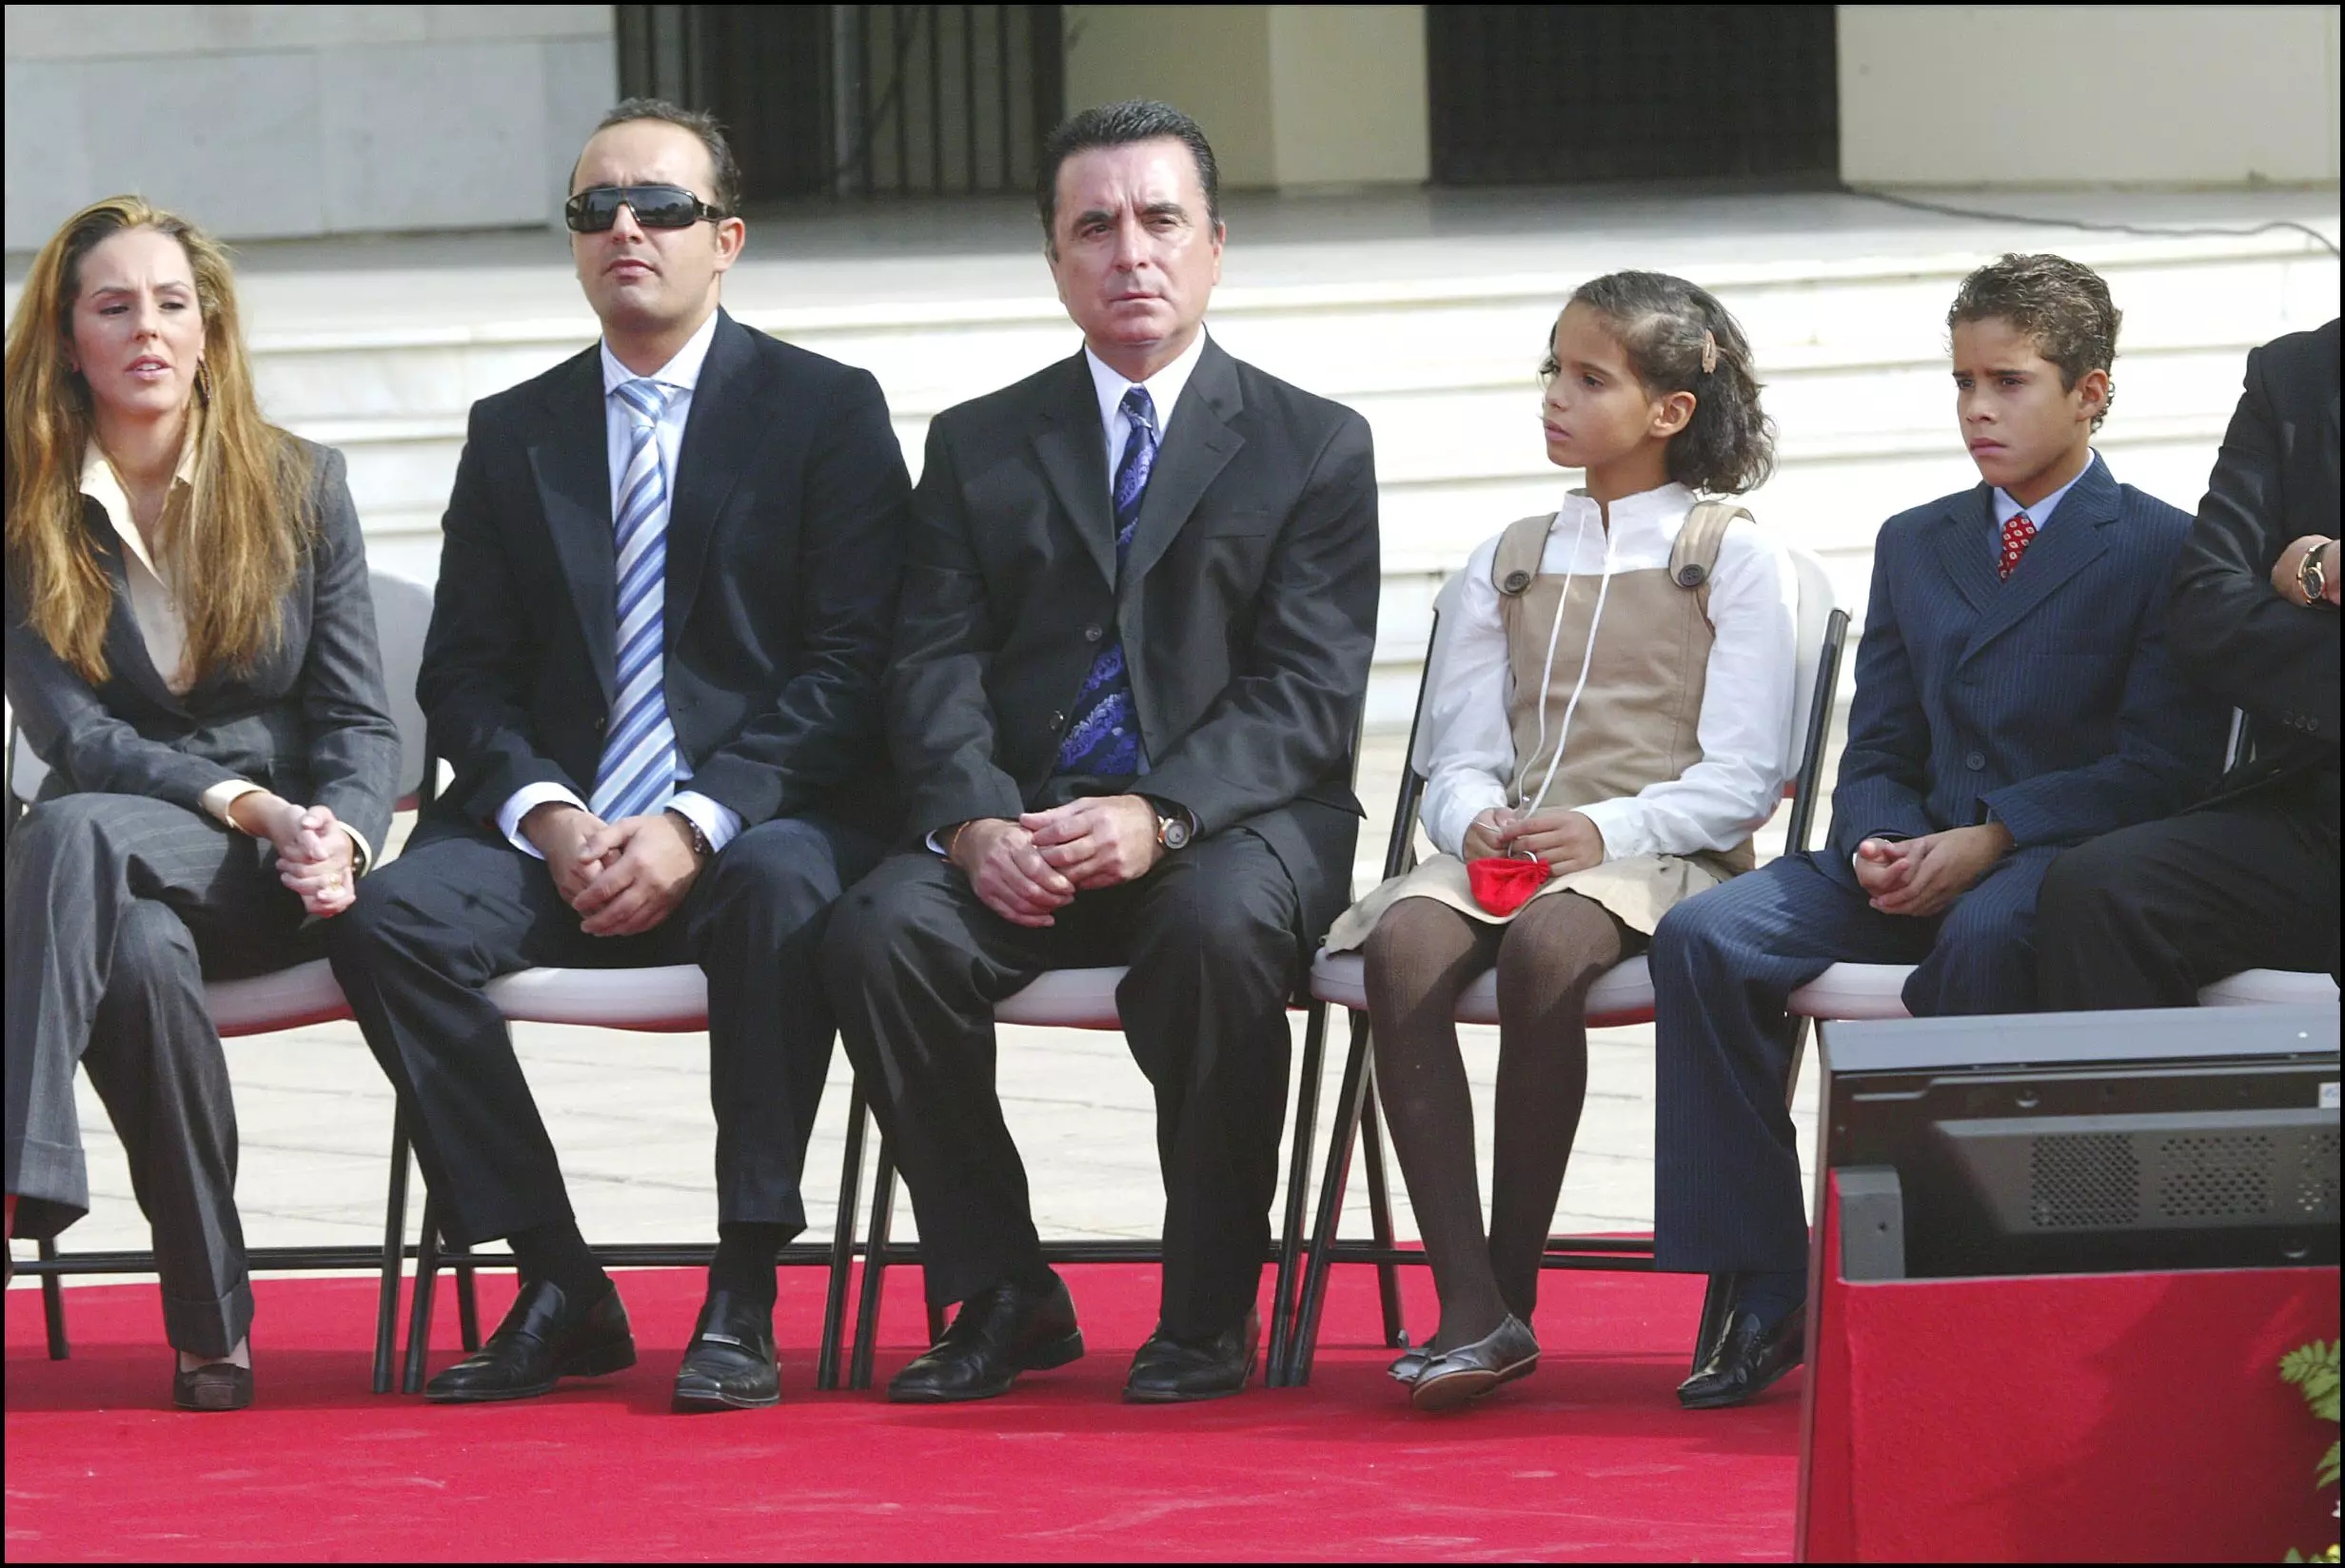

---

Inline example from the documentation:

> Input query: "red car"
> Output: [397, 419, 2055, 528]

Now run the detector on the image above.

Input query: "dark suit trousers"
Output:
[2037, 779, 2342, 1006]
[6, 794, 311, 1356]
[821, 830, 1303, 1340]
[324, 813, 877, 1248]
[1646, 844, 2059, 1275]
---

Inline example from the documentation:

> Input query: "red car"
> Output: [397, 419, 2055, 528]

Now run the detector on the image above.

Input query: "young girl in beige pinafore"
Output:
[1322, 271, 1800, 1411]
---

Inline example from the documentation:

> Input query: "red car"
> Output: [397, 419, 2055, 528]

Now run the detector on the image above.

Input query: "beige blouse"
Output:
[78, 433, 372, 871]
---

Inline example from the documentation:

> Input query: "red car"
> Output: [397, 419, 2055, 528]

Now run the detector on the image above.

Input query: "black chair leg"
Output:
[1266, 997, 1330, 1386]
[402, 1191, 445, 1395]
[1357, 1078, 1407, 1351]
[38, 1236, 68, 1361]
[847, 1141, 898, 1391]
[1284, 1009, 1374, 1387]
[818, 1081, 870, 1391]
[456, 1263, 482, 1352]
[372, 1111, 412, 1394]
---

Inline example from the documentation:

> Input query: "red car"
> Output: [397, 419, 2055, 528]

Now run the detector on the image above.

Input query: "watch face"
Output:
[1161, 816, 1192, 850]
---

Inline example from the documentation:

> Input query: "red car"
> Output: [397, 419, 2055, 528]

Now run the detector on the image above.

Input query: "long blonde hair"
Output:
[4, 195, 311, 686]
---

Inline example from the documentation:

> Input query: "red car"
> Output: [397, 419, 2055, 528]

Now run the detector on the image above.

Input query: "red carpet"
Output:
[6, 1264, 1797, 1561]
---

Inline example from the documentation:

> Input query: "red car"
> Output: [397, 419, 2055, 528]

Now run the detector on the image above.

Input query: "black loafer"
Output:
[172, 1361, 253, 1412]
[886, 1275, 1084, 1403]
[424, 1278, 635, 1403]
[1123, 1308, 1261, 1404]
[1410, 1314, 1540, 1412]
[672, 1288, 779, 1413]
[1677, 1304, 1804, 1410]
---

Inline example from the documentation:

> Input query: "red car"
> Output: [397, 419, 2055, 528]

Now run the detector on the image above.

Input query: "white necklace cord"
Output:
[1525, 507, 1616, 817]
[1510, 509, 1585, 806]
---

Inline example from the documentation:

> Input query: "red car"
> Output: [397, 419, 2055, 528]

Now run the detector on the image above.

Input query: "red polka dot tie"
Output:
[1999, 511, 2036, 580]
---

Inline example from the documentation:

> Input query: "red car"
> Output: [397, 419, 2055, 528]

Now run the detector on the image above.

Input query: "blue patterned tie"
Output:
[590, 378, 680, 821]
[1054, 385, 1157, 776]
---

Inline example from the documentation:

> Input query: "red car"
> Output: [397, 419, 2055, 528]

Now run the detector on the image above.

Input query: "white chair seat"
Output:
[993, 966, 1128, 1028]
[206, 958, 352, 1037]
[2197, 969, 2339, 1007]
[1786, 961, 2340, 1020]
[1310, 951, 1659, 1029]
[483, 965, 712, 1030]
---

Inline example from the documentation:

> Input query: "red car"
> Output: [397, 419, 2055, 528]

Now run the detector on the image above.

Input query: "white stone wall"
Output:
[1839, 4, 2343, 186]
[3, 5, 617, 250]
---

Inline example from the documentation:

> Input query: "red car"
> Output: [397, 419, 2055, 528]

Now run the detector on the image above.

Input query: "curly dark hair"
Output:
[572, 97, 741, 216]
[1036, 100, 1219, 255]
[1559, 271, 1776, 495]
[1947, 253, 2120, 429]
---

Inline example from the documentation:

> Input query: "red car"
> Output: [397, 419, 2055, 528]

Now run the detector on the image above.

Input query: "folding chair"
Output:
[1281, 545, 1849, 1385]
[5, 569, 438, 1394]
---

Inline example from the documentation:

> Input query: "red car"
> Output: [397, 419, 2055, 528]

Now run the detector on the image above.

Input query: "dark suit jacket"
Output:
[6, 440, 399, 855]
[890, 336, 1380, 946]
[2167, 318, 2340, 833]
[1824, 454, 2227, 883]
[416, 308, 910, 843]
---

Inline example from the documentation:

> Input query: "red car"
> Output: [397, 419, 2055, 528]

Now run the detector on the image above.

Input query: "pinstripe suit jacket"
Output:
[1823, 454, 2227, 886]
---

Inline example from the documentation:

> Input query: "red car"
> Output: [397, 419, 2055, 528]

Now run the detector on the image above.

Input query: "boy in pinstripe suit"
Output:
[1645, 255, 2227, 1410]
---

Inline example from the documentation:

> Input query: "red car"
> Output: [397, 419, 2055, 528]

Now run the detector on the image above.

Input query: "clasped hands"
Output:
[1463, 806, 1606, 874]
[228, 792, 358, 918]
[522, 802, 705, 937]
[1851, 822, 2013, 917]
[950, 794, 1163, 928]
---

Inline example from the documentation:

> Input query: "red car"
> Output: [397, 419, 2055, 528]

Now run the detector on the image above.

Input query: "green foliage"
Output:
[2281, 1340, 2340, 1563]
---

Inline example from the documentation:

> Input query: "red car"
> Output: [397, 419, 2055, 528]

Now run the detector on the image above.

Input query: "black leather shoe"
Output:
[1410, 1315, 1539, 1412]
[887, 1276, 1083, 1403]
[1124, 1307, 1261, 1404]
[672, 1289, 779, 1413]
[172, 1361, 253, 1412]
[1677, 1304, 1805, 1410]
[424, 1278, 635, 1403]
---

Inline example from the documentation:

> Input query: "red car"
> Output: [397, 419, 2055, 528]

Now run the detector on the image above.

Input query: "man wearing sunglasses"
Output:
[327, 98, 910, 1413]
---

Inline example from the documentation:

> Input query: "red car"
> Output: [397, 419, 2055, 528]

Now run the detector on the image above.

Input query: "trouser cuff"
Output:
[162, 1272, 255, 1360]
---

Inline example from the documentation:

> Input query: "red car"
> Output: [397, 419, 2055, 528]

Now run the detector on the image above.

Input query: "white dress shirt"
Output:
[1417, 483, 1801, 863]
[496, 308, 743, 857]
[78, 428, 376, 871]
[1083, 326, 1208, 491]
[1989, 451, 2092, 552]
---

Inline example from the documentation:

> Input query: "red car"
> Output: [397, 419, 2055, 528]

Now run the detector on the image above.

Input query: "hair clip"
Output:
[1700, 331, 1719, 375]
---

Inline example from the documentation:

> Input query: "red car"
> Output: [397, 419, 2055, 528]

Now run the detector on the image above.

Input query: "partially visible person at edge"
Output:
[1644, 253, 2226, 1412]
[2037, 319, 2340, 1004]
[4, 196, 399, 1413]
[1319, 273, 1798, 1411]
[822, 99, 1379, 1406]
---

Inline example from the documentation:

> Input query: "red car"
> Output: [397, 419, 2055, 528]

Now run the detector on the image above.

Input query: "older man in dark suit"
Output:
[325, 100, 909, 1411]
[1645, 255, 2227, 1412]
[2038, 319, 2341, 1002]
[822, 100, 1379, 1405]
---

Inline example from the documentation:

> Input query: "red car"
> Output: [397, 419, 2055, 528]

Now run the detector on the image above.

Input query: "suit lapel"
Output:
[1119, 336, 1245, 593]
[529, 350, 620, 704]
[86, 519, 193, 716]
[1928, 484, 2002, 619]
[1959, 456, 2118, 664]
[1030, 352, 1118, 587]
[663, 310, 758, 651]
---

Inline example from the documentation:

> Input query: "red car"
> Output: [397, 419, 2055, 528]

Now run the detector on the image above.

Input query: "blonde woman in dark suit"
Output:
[4, 196, 399, 1411]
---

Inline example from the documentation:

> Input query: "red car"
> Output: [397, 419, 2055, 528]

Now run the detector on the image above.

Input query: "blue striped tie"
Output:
[590, 378, 680, 821]
[1054, 385, 1157, 776]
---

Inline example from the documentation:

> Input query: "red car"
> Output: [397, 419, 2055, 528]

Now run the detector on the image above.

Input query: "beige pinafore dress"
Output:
[1323, 500, 1756, 951]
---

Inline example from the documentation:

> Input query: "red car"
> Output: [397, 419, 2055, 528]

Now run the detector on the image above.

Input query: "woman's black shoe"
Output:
[172, 1361, 253, 1412]
[1677, 1304, 1804, 1410]
[1409, 1315, 1539, 1412]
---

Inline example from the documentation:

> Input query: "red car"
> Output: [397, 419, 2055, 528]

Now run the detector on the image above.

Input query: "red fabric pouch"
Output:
[1467, 854, 1551, 917]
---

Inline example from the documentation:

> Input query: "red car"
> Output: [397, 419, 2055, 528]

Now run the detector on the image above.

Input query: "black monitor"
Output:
[1817, 1004, 2339, 1280]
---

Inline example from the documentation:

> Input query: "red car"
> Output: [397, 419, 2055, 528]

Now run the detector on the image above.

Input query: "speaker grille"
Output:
[2299, 1128, 2341, 1219]
[2154, 1133, 2276, 1220]
[2030, 1133, 2139, 1226]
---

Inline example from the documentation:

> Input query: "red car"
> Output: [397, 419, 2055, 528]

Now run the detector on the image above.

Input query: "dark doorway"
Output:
[1428, 5, 1838, 186]
[617, 5, 1064, 201]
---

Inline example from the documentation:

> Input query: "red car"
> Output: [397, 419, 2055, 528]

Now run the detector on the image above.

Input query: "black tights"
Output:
[1363, 892, 1639, 1351]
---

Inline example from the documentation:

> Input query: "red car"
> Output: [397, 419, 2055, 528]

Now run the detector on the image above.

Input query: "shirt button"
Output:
[1964, 751, 1986, 771]
[594, 716, 606, 734]
[1083, 623, 1104, 643]
[1050, 710, 1066, 729]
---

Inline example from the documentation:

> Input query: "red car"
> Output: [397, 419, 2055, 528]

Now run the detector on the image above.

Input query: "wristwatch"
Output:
[665, 807, 713, 863]
[1147, 798, 1193, 852]
[2298, 539, 2335, 605]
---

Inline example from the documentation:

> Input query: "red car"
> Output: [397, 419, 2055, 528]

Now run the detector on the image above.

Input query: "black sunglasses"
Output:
[563, 184, 731, 233]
